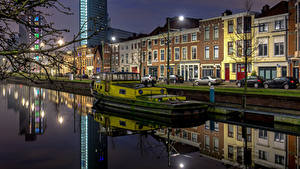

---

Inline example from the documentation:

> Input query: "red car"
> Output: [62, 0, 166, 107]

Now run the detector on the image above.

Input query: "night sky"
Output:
[51, 0, 282, 42]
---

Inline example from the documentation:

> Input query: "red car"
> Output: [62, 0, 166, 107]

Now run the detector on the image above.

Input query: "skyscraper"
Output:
[80, 0, 108, 47]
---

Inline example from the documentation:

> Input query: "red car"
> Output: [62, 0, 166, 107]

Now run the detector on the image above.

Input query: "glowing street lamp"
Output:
[40, 42, 45, 48]
[111, 36, 116, 42]
[57, 39, 64, 46]
[58, 116, 64, 124]
[166, 16, 185, 84]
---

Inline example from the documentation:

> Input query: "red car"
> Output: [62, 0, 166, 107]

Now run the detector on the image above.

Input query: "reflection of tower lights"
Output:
[31, 104, 34, 111]
[58, 116, 64, 124]
[14, 92, 18, 99]
[22, 98, 25, 106]
[26, 101, 29, 108]
[41, 110, 45, 118]
[43, 92, 45, 99]
[2, 88, 5, 96]
[8, 88, 10, 95]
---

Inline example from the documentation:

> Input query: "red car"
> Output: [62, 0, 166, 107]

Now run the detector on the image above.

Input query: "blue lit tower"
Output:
[80, 0, 108, 47]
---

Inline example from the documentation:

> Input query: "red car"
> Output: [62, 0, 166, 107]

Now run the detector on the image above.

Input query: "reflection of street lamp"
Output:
[179, 163, 184, 168]
[40, 42, 45, 48]
[58, 116, 64, 124]
[167, 16, 184, 84]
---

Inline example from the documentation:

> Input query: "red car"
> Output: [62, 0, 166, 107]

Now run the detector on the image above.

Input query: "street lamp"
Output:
[57, 39, 64, 46]
[167, 16, 184, 84]
[111, 36, 116, 42]
[110, 36, 116, 72]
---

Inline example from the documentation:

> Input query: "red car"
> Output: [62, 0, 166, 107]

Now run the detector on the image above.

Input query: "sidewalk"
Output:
[157, 81, 237, 88]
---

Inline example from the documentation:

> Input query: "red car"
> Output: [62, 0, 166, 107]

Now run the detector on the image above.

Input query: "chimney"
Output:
[222, 10, 232, 16]
[261, 4, 270, 13]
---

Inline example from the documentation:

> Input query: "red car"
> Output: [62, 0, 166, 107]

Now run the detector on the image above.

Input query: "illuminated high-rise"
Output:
[80, 0, 108, 47]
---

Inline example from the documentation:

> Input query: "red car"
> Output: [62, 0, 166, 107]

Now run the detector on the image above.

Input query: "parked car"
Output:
[77, 74, 89, 79]
[263, 77, 299, 89]
[236, 76, 264, 88]
[141, 74, 156, 83]
[165, 75, 184, 83]
[194, 76, 223, 86]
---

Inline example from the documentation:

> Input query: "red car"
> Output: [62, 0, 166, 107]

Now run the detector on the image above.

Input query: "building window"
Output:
[213, 137, 219, 151]
[281, 66, 287, 77]
[160, 65, 164, 77]
[205, 46, 209, 59]
[274, 132, 285, 142]
[259, 129, 268, 139]
[175, 48, 180, 60]
[244, 40, 252, 56]
[275, 154, 284, 165]
[205, 135, 210, 149]
[154, 39, 158, 45]
[244, 16, 251, 33]
[142, 41, 146, 47]
[213, 26, 219, 39]
[228, 20, 233, 33]
[214, 122, 219, 131]
[205, 121, 210, 129]
[275, 20, 285, 30]
[237, 17, 243, 34]
[192, 32, 197, 41]
[182, 34, 188, 42]
[214, 46, 219, 59]
[204, 27, 210, 40]
[274, 42, 284, 56]
[258, 44, 268, 56]
[259, 150, 267, 160]
[236, 40, 243, 57]
[237, 147, 243, 164]
[228, 42, 233, 55]
[259, 23, 268, 32]
[121, 55, 124, 63]
[247, 128, 252, 142]
[182, 47, 187, 60]
[202, 66, 214, 77]
[192, 133, 198, 142]
[194, 65, 198, 78]
[182, 130, 188, 139]
[119, 89, 126, 94]
[192, 46, 197, 59]
[148, 40, 152, 48]
[237, 126, 242, 141]
[142, 52, 146, 62]
[160, 49, 165, 61]
[175, 36, 180, 44]
[148, 52, 152, 64]
[125, 54, 128, 64]
[228, 145, 234, 159]
[153, 50, 158, 61]
[228, 125, 234, 137]
[160, 38, 165, 45]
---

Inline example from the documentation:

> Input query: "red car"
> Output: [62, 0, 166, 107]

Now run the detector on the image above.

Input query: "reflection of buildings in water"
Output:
[5, 84, 46, 141]
[223, 124, 254, 167]
[253, 130, 287, 169]
[47, 90, 93, 116]
[81, 115, 107, 169]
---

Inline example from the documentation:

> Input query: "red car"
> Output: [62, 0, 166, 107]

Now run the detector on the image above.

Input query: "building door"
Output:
[293, 68, 299, 79]
[237, 64, 245, 80]
[225, 64, 230, 81]
[132, 67, 137, 73]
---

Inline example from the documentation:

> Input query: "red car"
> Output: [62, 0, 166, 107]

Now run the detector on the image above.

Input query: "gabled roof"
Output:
[149, 17, 201, 36]
[256, 1, 288, 18]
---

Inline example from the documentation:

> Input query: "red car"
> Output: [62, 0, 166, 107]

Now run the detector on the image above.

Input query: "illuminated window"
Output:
[34, 34, 39, 38]
[34, 45, 39, 50]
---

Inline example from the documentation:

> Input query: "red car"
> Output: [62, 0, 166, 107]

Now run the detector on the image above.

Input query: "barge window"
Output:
[119, 89, 126, 94]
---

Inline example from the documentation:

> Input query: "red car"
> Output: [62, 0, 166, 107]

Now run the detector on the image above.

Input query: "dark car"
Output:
[165, 75, 184, 83]
[236, 76, 264, 88]
[263, 77, 299, 89]
[77, 74, 89, 79]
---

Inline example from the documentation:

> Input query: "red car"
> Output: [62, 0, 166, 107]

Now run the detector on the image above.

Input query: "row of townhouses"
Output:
[71, 0, 300, 81]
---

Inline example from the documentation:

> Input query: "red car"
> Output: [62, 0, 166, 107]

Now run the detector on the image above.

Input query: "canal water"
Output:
[0, 83, 299, 169]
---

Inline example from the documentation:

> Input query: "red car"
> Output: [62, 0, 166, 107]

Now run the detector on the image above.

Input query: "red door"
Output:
[225, 64, 230, 81]
[132, 67, 138, 73]
[237, 64, 245, 80]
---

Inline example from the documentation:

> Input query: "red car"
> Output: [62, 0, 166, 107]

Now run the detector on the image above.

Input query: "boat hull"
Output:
[93, 93, 208, 116]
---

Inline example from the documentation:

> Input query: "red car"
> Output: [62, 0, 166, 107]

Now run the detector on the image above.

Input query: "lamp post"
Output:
[166, 16, 184, 85]
[110, 36, 116, 72]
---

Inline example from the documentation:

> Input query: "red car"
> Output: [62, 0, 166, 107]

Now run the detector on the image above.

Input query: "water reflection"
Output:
[0, 83, 299, 169]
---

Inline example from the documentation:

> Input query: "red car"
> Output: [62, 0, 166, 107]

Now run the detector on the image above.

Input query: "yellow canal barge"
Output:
[92, 72, 207, 116]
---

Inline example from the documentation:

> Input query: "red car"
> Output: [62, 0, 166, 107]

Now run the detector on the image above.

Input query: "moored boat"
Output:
[92, 72, 207, 116]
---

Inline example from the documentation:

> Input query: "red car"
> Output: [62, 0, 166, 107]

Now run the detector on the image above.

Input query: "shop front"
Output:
[254, 62, 288, 80]
[179, 63, 199, 81]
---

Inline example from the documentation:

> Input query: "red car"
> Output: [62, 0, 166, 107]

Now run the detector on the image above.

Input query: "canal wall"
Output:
[4, 77, 92, 96]
[167, 88, 300, 111]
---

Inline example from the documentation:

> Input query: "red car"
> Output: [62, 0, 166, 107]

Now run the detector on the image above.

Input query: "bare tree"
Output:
[0, 0, 99, 82]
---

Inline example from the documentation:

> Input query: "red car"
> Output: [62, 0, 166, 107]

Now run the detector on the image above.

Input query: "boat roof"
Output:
[95, 72, 140, 81]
